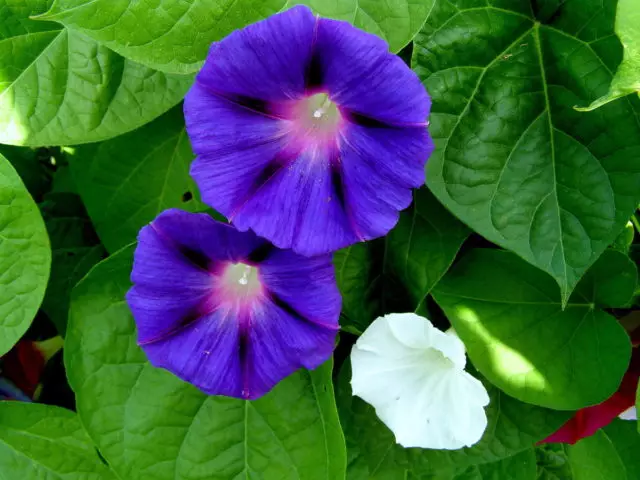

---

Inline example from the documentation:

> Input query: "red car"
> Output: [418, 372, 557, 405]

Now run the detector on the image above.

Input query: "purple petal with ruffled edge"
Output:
[126, 209, 340, 399]
[184, 5, 433, 256]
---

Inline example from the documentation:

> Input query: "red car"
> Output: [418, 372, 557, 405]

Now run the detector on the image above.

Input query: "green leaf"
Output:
[432, 249, 633, 410]
[334, 187, 469, 333]
[604, 419, 640, 480]
[414, 0, 640, 304]
[0, 145, 51, 200]
[70, 106, 206, 253]
[454, 450, 536, 480]
[65, 246, 347, 480]
[571, 249, 637, 308]
[0, 153, 51, 356]
[336, 364, 569, 479]
[40, 192, 105, 335]
[576, 0, 640, 110]
[0, 0, 192, 146]
[287, 0, 435, 52]
[35, 0, 286, 74]
[611, 221, 635, 254]
[35, 0, 432, 74]
[567, 430, 626, 480]
[0, 402, 115, 479]
[536, 444, 573, 480]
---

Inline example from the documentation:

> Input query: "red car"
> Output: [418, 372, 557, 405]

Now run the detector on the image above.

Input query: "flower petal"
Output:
[194, 5, 316, 102]
[316, 17, 430, 126]
[259, 249, 342, 328]
[127, 209, 340, 399]
[244, 295, 338, 398]
[231, 149, 359, 255]
[143, 293, 338, 400]
[387, 313, 467, 369]
[338, 125, 432, 239]
[184, 7, 434, 256]
[186, 83, 287, 217]
[351, 314, 488, 449]
[141, 305, 244, 398]
[127, 209, 264, 343]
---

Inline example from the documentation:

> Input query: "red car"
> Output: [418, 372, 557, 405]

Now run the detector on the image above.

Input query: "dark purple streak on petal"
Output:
[127, 209, 340, 399]
[184, 5, 433, 255]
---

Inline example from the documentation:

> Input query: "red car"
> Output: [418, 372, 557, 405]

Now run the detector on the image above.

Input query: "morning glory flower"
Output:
[350, 313, 489, 449]
[126, 209, 341, 400]
[184, 5, 432, 256]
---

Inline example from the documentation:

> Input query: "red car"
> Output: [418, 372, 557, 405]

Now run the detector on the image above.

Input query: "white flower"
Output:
[350, 313, 490, 450]
[619, 406, 637, 421]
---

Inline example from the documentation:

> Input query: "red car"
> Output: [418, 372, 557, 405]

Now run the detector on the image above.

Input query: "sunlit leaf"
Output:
[433, 249, 634, 409]
[0, 0, 191, 146]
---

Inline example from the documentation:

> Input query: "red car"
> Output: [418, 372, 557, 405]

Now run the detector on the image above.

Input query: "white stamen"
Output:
[238, 265, 251, 285]
[313, 109, 324, 118]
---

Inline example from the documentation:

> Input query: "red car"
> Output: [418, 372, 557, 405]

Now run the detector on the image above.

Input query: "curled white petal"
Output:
[619, 406, 637, 421]
[351, 313, 489, 450]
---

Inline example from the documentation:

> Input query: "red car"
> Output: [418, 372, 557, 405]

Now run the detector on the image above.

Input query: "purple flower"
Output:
[184, 5, 433, 256]
[126, 209, 341, 399]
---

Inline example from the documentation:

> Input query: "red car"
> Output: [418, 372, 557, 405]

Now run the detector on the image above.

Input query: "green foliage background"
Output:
[0, 0, 639, 478]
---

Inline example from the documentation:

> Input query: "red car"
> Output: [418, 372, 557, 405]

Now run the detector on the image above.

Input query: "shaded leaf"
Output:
[40, 192, 105, 335]
[536, 444, 572, 480]
[65, 245, 347, 480]
[0, 145, 52, 200]
[335, 188, 469, 333]
[414, 0, 640, 303]
[454, 450, 536, 480]
[70, 106, 206, 253]
[432, 249, 633, 409]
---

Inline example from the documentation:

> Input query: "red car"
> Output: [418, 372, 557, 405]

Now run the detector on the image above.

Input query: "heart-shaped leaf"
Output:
[432, 249, 634, 409]
[0, 0, 191, 146]
[65, 245, 347, 480]
[0, 153, 50, 355]
[414, 0, 640, 303]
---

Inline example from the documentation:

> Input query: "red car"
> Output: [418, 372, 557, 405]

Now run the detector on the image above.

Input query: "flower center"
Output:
[305, 93, 341, 129]
[220, 262, 262, 300]
[424, 348, 455, 370]
[281, 93, 343, 154]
